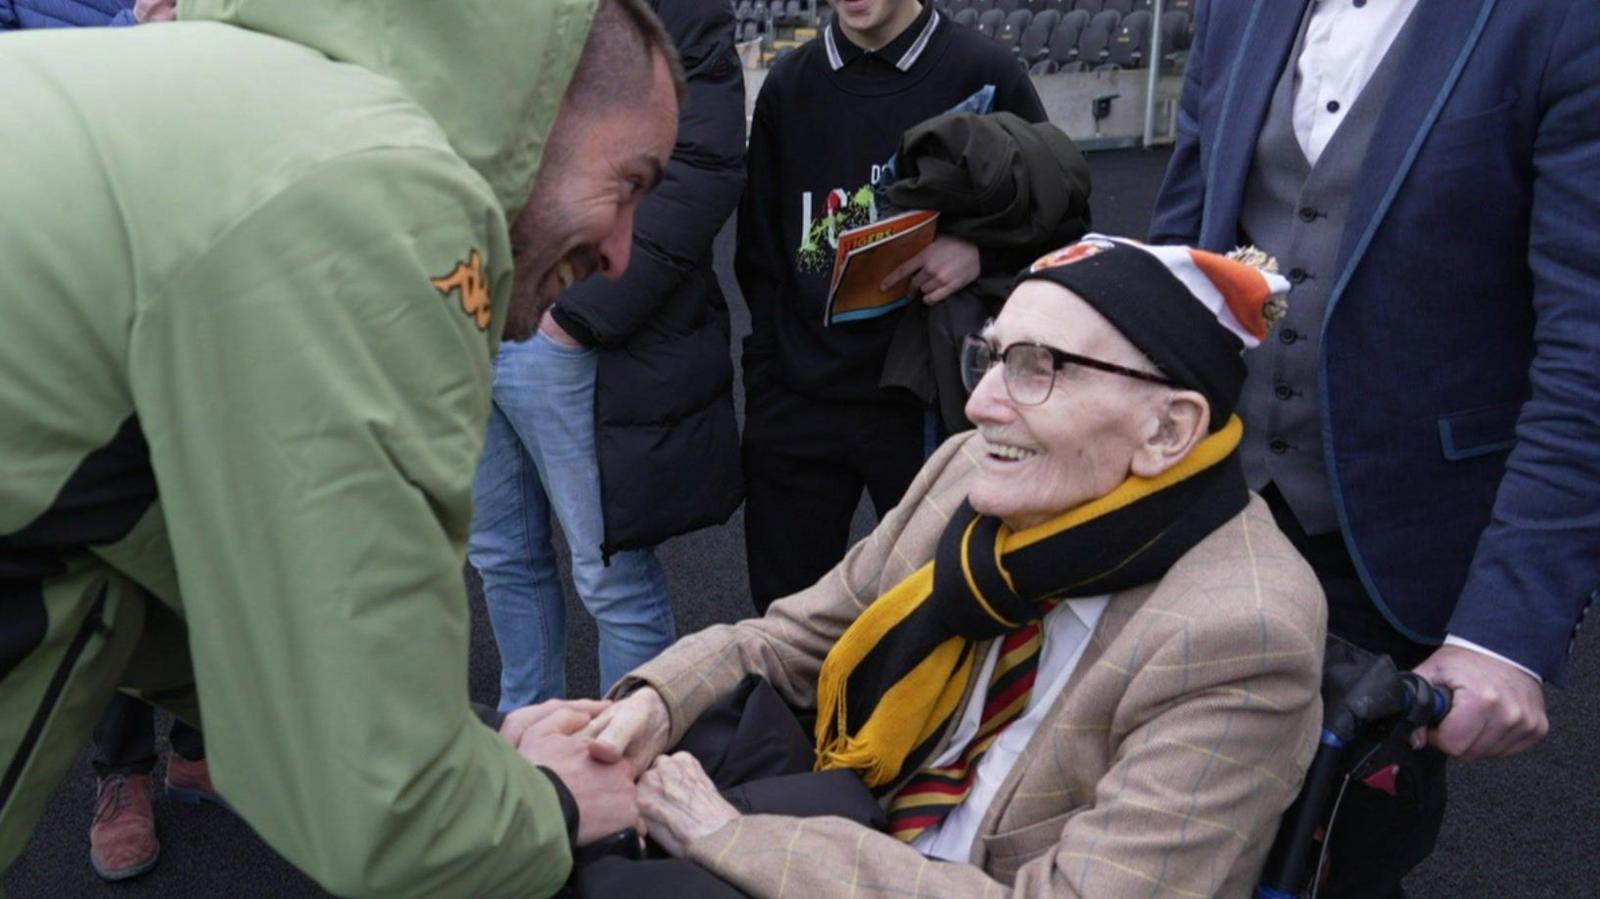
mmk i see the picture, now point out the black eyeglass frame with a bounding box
[961,333,1177,406]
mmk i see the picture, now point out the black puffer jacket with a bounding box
[880,111,1092,432]
[547,0,745,555]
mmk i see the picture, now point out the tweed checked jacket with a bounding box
[618,432,1326,898]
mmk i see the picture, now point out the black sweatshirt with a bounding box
[735,4,1047,405]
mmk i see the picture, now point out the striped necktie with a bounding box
[886,600,1060,843]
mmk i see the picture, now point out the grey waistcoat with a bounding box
[1235,4,1421,535]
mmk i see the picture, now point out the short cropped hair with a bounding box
[565,0,687,109]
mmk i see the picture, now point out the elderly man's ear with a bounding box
[1129,390,1211,479]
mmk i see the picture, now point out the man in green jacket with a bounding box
[0,0,682,895]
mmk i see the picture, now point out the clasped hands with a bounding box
[502,688,741,856]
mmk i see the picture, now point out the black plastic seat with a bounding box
[977,7,1007,38]
[954,8,981,29]
[1073,0,1104,15]
[1017,9,1061,64]
[1063,9,1117,70]
[1103,9,1151,68]
[1161,8,1192,52]
[1046,8,1089,66]
[997,8,1032,48]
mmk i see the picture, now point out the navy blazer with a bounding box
[0,0,134,29]
[1150,0,1599,682]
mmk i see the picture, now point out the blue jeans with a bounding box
[469,333,674,710]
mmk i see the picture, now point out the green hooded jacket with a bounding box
[0,2,595,894]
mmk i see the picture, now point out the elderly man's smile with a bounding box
[979,431,1039,463]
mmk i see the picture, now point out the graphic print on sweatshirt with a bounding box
[796,183,877,274]
[792,86,998,275]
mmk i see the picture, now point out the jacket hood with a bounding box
[184,0,596,215]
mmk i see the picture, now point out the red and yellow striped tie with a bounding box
[886,601,1058,842]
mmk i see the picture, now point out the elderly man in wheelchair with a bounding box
[510,236,1332,898]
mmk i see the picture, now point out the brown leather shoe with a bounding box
[165,754,228,809]
[90,773,160,881]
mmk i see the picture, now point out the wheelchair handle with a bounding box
[1429,684,1453,726]
[1398,672,1452,729]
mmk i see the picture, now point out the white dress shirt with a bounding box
[912,596,1109,862]
[1291,0,1541,682]
[1292,0,1420,165]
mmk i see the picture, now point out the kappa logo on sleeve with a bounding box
[431,250,492,331]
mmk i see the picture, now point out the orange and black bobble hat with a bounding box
[1017,234,1291,431]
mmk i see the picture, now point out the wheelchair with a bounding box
[1256,636,1452,899]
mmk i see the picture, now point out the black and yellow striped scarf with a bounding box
[815,416,1248,787]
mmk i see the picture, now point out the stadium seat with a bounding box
[1043,8,1089,66]
[1159,8,1191,59]
[1103,9,1151,68]
[977,7,1007,38]
[1104,0,1134,15]
[971,0,997,14]
[1164,7,1190,49]
[954,8,981,29]
[949,0,972,15]
[1024,0,1048,13]
[1167,0,1194,11]
[1062,9,1118,69]
[740,19,759,41]
[997,0,1022,12]
[997,8,1032,49]
[1017,9,1061,64]
[1044,0,1072,16]
[1074,0,1104,15]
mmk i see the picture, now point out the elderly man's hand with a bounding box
[1411,645,1549,759]
[499,698,612,747]
[580,687,672,775]
[518,730,642,846]
[638,753,741,857]
[881,235,981,304]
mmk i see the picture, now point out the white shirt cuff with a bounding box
[1443,635,1543,682]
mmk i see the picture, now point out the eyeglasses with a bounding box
[960,332,1175,406]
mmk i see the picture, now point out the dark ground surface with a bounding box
[8,147,1597,898]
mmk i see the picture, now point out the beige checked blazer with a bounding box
[618,432,1327,898]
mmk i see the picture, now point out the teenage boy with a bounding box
[738,0,1046,612]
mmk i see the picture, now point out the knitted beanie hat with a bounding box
[1017,233,1290,430]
